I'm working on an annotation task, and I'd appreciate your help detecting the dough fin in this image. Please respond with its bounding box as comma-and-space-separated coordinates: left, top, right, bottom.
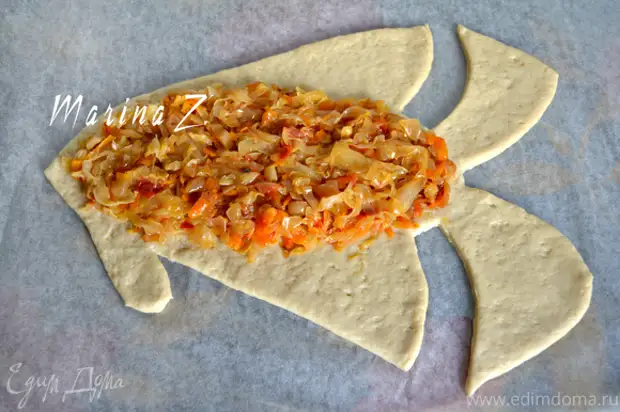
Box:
440, 182, 592, 395
434, 25, 559, 172
44, 158, 172, 313
141, 25, 434, 112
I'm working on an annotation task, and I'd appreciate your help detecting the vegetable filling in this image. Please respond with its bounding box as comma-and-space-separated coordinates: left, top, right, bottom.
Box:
68, 82, 456, 260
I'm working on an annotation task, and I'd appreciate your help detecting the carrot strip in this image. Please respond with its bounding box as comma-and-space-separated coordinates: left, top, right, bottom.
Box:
142, 233, 160, 242
70, 159, 82, 172
434, 137, 449, 161
188, 195, 209, 219
413, 199, 426, 218
424, 131, 437, 145
227, 234, 245, 250
394, 216, 419, 229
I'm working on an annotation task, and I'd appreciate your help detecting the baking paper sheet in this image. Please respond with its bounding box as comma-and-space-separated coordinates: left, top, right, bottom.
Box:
1, 0, 619, 410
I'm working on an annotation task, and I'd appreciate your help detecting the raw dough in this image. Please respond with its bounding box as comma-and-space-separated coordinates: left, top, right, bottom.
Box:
46, 159, 173, 314
45, 23, 594, 391
440, 180, 592, 395
156, 231, 429, 370
434, 25, 559, 172
143, 26, 434, 113
45, 26, 435, 369
431, 25, 591, 395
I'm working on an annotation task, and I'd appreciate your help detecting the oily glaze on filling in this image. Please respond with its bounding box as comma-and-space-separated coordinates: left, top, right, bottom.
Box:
66, 82, 455, 260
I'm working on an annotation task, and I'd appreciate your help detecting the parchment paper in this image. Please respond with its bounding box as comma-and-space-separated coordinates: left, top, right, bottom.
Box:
1, 1, 618, 411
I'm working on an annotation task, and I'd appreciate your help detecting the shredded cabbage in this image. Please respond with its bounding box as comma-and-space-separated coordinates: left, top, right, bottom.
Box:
68, 82, 456, 260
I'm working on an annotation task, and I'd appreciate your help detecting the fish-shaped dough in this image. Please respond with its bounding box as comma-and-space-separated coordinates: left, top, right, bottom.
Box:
45, 26, 435, 370
45, 24, 593, 395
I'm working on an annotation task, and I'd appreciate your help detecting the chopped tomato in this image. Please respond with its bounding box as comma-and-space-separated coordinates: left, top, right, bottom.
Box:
102, 123, 119, 137
180, 220, 194, 229
135, 179, 164, 199
279, 144, 293, 159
